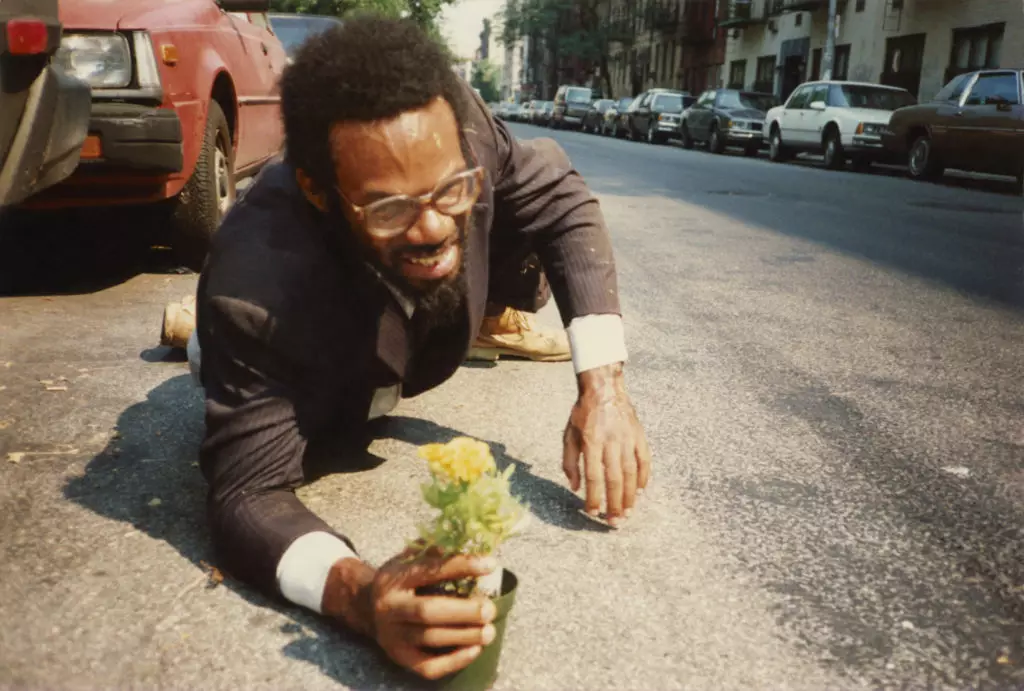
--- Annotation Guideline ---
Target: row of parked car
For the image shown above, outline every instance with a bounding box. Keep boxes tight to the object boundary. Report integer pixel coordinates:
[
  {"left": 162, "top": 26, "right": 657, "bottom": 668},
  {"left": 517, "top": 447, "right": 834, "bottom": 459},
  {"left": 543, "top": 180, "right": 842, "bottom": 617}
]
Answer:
[
  {"left": 1, "top": 0, "right": 341, "bottom": 269},
  {"left": 496, "top": 71, "right": 1024, "bottom": 194}
]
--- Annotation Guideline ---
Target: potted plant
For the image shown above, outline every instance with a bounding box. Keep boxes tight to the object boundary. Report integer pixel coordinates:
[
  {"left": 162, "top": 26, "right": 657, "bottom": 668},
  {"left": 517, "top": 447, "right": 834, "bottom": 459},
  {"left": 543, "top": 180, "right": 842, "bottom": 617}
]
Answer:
[{"left": 408, "top": 436, "right": 528, "bottom": 691}]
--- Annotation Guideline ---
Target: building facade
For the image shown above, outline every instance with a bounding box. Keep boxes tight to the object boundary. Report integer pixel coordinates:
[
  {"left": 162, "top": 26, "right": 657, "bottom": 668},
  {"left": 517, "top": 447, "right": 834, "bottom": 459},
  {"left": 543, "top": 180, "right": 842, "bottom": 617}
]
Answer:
[
  {"left": 721, "top": 0, "right": 1024, "bottom": 102},
  {"left": 602, "top": 0, "right": 728, "bottom": 99}
]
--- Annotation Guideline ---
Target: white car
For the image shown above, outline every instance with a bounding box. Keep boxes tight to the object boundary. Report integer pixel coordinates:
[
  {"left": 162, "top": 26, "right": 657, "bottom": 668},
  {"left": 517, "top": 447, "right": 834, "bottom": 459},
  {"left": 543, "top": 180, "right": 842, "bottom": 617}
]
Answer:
[{"left": 764, "top": 80, "right": 916, "bottom": 170}]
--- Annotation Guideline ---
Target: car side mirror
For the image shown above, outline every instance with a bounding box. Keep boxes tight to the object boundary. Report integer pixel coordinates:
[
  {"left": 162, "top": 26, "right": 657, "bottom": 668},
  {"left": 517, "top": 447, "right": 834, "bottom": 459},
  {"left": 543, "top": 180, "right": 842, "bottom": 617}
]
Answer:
[
  {"left": 809, "top": 100, "right": 826, "bottom": 111},
  {"left": 996, "top": 101, "right": 1014, "bottom": 112}
]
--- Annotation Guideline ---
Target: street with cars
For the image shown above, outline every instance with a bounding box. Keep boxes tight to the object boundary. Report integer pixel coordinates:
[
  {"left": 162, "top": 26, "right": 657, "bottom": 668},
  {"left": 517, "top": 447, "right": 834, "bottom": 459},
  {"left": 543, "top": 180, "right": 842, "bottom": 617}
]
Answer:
[{"left": 3, "top": 2, "right": 1024, "bottom": 689}]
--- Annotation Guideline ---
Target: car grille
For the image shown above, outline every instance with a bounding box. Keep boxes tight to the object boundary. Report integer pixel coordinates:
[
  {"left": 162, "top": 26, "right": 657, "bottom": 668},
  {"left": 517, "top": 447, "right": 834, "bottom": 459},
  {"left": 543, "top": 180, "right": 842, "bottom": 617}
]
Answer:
[{"left": 750, "top": 122, "right": 763, "bottom": 132}]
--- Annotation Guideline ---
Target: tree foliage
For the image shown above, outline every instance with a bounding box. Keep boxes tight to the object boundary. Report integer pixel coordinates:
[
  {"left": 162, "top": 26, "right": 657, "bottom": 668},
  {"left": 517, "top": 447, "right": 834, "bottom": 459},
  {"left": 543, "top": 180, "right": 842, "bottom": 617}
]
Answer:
[
  {"left": 496, "top": 0, "right": 614, "bottom": 98},
  {"left": 471, "top": 59, "right": 501, "bottom": 102}
]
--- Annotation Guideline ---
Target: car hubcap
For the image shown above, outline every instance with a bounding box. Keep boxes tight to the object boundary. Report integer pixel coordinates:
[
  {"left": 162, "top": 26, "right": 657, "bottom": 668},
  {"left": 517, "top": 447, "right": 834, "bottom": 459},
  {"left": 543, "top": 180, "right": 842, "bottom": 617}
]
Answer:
[
  {"left": 215, "top": 146, "right": 233, "bottom": 216},
  {"left": 910, "top": 141, "right": 928, "bottom": 175},
  {"left": 826, "top": 140, "right": 835, "bottom": 163}
]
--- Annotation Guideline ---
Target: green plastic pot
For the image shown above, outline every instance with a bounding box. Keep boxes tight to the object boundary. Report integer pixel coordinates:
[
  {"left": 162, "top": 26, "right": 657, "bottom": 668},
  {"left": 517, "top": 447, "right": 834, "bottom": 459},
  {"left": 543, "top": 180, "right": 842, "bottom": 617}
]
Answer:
[{"left": 429, "top": 569, "right": 519, "bottom": 691}]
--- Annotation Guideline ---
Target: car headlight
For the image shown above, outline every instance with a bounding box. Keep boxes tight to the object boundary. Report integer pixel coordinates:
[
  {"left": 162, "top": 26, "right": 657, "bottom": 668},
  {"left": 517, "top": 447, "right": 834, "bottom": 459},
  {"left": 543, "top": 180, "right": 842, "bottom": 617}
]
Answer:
[
  {"left": 857, "top": 122, "right": 883, "bottom": 135},
  {"left": 55, "top": 32, "right": 132, "bottom": 88}
]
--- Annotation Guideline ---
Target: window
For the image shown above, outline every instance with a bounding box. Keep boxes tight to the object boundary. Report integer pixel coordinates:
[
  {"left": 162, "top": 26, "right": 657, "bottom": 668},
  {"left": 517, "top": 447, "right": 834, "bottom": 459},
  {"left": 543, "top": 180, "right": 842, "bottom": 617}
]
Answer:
[
  {"left": 698, "top": 90, "right": 716, "bottom": 106},
  {"left": 834, "top": 45, "right": 850, "bottom": 80},
  {"left": 807, "top": 84, "right": 829, "bottom": 107},
  {"left": 653, "top": 93, "right": 684, "bottom": 112},
  {"left": 828, "top": 84, "right": 917, "bottom": 110},
  {"left": 949, "top": 23, "right": 1005, "bottom": 79},
  {"left": 795, "top": 13, "right": 802, "bottom": 27},
  {"left": 716, "top": 90, "right": 779, "bottom": 111},
  {"left": 964, "top": 72, "right": 1021, "bottom": 106},
  {"left": 934, "top": 73, "right": 971, "bottom": 102},
  {"left": 729, "top": 59, "right": 747, "bottom": 89},
  {"left": 786, "top": 85, "right": 811, "bottom": 109},
  {"left": 755, "top": 55, "right": 776, "bottom": 92},
  {"left": 855, "top": 0, "right": 865, "bottom": 10}
]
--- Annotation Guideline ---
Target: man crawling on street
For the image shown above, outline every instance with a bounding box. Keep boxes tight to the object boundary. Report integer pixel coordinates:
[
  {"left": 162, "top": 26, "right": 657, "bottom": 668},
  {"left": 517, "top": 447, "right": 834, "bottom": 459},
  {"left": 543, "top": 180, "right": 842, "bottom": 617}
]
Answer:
[{"left": 188, "top": 14, "right": 652, "bottom": 680}]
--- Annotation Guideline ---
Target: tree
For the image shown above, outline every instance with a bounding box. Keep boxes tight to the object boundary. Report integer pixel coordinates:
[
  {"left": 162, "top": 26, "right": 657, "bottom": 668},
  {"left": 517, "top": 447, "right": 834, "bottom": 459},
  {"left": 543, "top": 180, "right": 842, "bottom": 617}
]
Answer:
[
  {"left": 497, "top": 0, "right": 614, "bottom": 99},
  {"left": 471, "top": 59, "right": 501, "bottom": 102}
]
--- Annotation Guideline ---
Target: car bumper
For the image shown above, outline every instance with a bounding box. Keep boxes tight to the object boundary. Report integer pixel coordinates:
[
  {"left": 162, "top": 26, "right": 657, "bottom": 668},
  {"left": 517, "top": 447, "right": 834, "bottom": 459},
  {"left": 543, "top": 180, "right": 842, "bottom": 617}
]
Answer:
[
  {"left": 0, "top": 64, "right": 91, "bottom": 207},
  {"left": 80, "top": 102, "right": 184, "bottom": 174},
  {"left": 849, "top": 134, "right": 903, "bottom": 162},
  {"left": 656, "top": 121, "right": 679, "bottom": 134},
  {"left": 724, "top": 128, "right": 765, "bottom": 145}
]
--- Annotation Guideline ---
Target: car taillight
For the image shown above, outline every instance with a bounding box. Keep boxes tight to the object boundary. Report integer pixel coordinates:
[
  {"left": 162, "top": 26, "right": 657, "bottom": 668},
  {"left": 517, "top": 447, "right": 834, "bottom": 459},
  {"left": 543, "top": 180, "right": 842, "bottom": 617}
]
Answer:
[{"left": 6, "top": 18, "right": 48, "bottom": 56}]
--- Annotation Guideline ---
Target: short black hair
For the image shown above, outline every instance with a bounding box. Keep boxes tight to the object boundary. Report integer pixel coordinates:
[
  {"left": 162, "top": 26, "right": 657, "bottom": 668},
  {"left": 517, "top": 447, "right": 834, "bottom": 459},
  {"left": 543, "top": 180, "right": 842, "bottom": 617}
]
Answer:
[{"left": 279, "top": 14, "right": 470, "bottom": 192}]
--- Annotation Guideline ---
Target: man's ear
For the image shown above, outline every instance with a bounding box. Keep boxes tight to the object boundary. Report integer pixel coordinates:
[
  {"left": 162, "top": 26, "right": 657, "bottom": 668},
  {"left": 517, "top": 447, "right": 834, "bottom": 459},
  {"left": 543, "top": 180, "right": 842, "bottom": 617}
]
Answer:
[{"left": 295, "top": 168, "right": 328, "bottom": 212}]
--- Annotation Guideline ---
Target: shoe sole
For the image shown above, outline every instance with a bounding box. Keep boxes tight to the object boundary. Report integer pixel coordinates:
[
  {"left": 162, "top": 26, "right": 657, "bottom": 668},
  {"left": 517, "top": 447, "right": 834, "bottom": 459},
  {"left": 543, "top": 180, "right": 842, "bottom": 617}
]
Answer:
[{"left": 466, "top": 346, "right": 571, "bottom": 363}]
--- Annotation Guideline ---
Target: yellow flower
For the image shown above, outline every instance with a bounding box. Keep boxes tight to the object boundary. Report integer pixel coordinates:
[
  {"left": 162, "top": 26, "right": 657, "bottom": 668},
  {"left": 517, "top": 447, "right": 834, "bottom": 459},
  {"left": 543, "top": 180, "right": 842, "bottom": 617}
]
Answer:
[{"left": 418, "top": 437, "right": 496, "bottom": 484}]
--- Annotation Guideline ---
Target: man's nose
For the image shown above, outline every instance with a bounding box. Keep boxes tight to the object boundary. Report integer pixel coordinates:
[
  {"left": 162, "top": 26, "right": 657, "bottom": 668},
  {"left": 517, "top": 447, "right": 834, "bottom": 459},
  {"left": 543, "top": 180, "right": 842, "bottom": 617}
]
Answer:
[{"left": 406, "top": 206, "right": 451, "bottom": 245}]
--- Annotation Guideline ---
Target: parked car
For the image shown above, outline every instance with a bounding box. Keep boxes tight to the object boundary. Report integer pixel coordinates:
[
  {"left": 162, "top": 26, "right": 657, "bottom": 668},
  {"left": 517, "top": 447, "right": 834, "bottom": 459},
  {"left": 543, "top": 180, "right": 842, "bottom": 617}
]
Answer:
[
  {"left": 882, "top": 69, "right": 1024, "bottom": 191},
  {"left": 604, "top": 96, "right": 637, "bottom": 137},
  {"left": 551, "top": 84, "right": 593, "bottom": 129},
  {"left": 20, "top": 0, "right": 288, "bottom": 269},
  {"left": 581, "top": 99, "right": 615, "bottom": 134},
  {"left": 534, "top": 101, "right": 554, "bottom": 126},
  {"left": 681, "top": 89, "right": 779, "bottom": 156},
  {"left": 764, "top": 80, "right": 915, "bottom": 170},
  {"left": 268, "top": 13, "right": 342, "bottom": 62},
  {"left": 0, "top": 0, "right": 91, "bottom": 208},
  {"left": 520, "top": 100, "right": 538, "bottom": 123},
  {"left": 622, "top": 88, "right": 692, "bottom": 144}
]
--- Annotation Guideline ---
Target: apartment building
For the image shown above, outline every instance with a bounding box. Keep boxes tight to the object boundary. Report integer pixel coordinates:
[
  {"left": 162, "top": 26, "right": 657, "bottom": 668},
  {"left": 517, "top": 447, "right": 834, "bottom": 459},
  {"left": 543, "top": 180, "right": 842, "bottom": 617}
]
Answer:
[
  {"left": 602, "top": 0, "right": 727, "bottom": 98},
  {"left": 721, "top": 0, "right": 1024, "bottom": 102}
]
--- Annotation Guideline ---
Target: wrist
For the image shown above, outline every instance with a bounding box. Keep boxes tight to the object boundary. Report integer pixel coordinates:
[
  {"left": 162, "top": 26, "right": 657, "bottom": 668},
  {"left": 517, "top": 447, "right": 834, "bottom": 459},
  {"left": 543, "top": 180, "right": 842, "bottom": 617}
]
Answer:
[
  {"left": 322, "top": 557, "right": 377, "bottom": 639},
  {"left": 576, "top": 362, "right": 625, "bottom": 398}
]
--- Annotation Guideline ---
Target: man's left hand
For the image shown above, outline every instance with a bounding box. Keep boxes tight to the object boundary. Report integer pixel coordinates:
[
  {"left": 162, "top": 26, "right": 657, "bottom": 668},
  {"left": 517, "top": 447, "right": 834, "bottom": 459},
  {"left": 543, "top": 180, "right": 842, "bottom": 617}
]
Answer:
[{"left": 563, "top": 363, "right": 652, "bottom": 527}]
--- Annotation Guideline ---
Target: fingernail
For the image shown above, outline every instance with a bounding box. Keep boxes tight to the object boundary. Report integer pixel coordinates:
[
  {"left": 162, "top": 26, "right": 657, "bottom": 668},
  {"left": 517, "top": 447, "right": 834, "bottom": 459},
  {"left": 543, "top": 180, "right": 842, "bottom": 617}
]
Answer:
[
  {"left": 482, "top": 624, "right": 496, "bottom": 645},
  {"left": 481, "top": 601, "right": 497, "bottom": 621}
]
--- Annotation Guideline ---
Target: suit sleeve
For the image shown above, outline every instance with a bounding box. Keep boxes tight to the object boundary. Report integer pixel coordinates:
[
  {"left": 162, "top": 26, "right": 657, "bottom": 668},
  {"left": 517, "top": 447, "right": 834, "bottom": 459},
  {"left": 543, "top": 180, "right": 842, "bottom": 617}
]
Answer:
[
  {"left": 470, "top": 89, "right": 622, "bottom": 325},
  {"left": 197, "top": 293, "right": 357, "bottom": 598}
]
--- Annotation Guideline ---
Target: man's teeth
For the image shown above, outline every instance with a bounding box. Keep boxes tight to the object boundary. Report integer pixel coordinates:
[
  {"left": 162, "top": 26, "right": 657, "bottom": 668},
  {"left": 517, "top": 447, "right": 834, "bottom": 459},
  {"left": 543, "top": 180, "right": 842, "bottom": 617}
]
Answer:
[{"left": 407, "top": 247, "right": 447, "bottom": 266}]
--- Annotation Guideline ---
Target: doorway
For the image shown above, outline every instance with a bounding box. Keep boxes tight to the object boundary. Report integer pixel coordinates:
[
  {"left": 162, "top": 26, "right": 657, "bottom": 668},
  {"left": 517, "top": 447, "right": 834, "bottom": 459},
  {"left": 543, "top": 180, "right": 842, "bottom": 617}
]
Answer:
[{"left": 881, "top": 33, "right": 925, "bottom": 97}]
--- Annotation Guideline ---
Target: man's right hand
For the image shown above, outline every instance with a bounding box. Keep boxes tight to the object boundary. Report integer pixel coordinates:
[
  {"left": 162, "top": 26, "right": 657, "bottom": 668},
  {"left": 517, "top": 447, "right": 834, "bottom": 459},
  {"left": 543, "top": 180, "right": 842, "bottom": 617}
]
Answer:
[{"left": 324, "top": 548, "right": 499, "bottom": 680}]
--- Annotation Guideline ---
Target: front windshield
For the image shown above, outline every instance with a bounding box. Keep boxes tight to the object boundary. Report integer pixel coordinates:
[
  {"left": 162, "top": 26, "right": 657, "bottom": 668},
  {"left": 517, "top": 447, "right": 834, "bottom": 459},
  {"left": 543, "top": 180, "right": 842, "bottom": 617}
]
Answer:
[
  {"left": 567, "top": 87, "right": 592, "bottom": 103},
  {"left": 617, "top": 97, "right": 634, "bottom": 110},
  {"left": 653, "top": 94, "right": 684, "bottom": 113},
  {"left": 831, "top": 84, "right": 917, "bottom": 110},
  {"left": 271, "top": 16, "right": 341, "bottom": 56},
  {"left": 717, "top": 91, "right": 777, "bottom": 111}
]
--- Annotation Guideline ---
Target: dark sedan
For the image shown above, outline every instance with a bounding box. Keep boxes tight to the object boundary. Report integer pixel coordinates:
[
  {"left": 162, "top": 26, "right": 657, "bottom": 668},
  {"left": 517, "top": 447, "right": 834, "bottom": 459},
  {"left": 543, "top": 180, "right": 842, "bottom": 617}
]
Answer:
[
  {"left": 581, "top": 99, "right": 616, "bottom": 134},
  {"left": 624, "top": 89, "right": 692, "bottom": 144},
  {"left": 882, "top": 69, "right": 1024, "bottom": 192},
  {"left": 681, "top": 89, "right": 779, "bottom": 155},
  {"left": 603, "top": 96, "right": 636, "bottom": 137}
]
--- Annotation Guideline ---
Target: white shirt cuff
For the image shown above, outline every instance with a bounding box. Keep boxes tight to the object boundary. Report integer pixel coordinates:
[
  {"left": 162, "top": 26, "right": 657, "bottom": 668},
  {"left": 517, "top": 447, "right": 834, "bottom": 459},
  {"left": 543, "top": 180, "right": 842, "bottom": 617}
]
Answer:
[
  {"left": 276, "top": 531, "right": 358, "bottom": 614},
  {"left": 566, "top": 313, "right": 628, "bottom": 374}
]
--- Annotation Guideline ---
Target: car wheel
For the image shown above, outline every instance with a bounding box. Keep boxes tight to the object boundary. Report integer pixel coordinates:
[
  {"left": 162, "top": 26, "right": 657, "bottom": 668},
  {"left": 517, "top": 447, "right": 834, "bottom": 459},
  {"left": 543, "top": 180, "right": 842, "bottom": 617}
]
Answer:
[
  {"left": 168, "top": 100, "right": 235, "bottom": 271},
  {"left": 709, "top": 126, "right": 725, "bottom": 154},
  {"left": 744, "top": 145, "right": 759, "bottom": 157},
  {"left": 823, "top": 128, "right": 845, "bottom": 170},
  {"left": 646, "top": 123, "right": 656, "bottom": 144},
  {"left": 769, "top": 128, "right": 790, "bottom": 163},
  {"left": 908, "top": 134, "right": 944, "bottom": 181},
  {"left": 680, "top": 123, "right": 694, "bottom": 150}
]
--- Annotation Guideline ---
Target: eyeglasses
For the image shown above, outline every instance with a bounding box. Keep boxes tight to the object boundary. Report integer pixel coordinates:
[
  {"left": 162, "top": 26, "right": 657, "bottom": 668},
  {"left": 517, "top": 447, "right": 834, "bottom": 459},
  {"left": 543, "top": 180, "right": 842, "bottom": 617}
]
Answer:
[{"left": 337, "top": 166, "right": 485, "bottom": 239}]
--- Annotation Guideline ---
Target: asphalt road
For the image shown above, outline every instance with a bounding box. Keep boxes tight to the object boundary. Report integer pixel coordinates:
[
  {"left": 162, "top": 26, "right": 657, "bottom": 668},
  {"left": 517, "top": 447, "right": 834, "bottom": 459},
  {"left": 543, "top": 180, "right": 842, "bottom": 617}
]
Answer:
[{"left": 2, "top": 122, "right": 1024, "bottom": 690}]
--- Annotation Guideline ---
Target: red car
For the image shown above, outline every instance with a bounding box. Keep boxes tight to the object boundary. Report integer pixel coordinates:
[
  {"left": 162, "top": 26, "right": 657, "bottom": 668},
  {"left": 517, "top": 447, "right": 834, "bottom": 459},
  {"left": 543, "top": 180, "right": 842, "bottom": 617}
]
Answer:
[{"left": 22, "top": 0, "right": 288, "bottom": 268}]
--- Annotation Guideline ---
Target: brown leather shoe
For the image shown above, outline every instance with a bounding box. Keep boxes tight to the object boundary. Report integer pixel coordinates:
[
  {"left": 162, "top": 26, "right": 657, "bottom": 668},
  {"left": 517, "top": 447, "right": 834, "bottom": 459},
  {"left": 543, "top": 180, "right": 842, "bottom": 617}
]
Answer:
[
  {"left": 160, "top": 295, "right": 196, "bottom": 350},
  {"left": 467, "top": 307, "right": 571, "bottom": 362}
]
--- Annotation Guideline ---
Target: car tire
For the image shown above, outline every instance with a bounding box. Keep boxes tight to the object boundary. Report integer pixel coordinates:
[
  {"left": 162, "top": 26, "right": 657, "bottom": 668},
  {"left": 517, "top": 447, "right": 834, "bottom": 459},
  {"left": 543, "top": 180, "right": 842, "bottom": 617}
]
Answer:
[
  {"left": 646, "top": 123, "right": 657, "bottom": 144},
  {"left": 908, "top": 134, "right": 944, "bottom": 182},
  {"left": 709, "top": 125, "right": 725, "bottom": 154},
  {"left": 680, "top": 123, "right": 694, "bottom": 149},
  {"left": 168, "top": 100, "right": 235, "bottom": 272},
  {"left": 744, "top": 144, "right": 759, "bottom": 157},
  {"left": 823, "top": 128, "right": 845, "bottom": 170},
  {"left": 769, "top": 127, "right": 790, "bottom": 163}
]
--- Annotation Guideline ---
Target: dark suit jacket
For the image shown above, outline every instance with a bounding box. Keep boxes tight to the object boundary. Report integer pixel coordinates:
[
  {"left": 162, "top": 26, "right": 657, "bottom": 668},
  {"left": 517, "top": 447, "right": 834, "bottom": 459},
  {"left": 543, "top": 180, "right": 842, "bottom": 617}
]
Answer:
[{"left": 196, "top": 85, "right": 621, "bottom": 597}]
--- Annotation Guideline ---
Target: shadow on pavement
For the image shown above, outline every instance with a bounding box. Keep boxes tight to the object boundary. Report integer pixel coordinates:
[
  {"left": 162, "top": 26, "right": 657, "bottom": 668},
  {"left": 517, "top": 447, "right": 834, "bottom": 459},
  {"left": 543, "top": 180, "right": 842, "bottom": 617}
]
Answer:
[
  {"left": 0, "top": 206, "right": 188, "bottom": 297},
  {"left": 63, "top": 374, "right": 596, "bottom": 689}
]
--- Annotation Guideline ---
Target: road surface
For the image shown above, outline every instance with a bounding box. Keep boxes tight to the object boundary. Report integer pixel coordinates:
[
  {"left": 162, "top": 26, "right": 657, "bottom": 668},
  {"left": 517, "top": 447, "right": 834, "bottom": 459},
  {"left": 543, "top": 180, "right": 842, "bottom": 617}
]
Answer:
[{"left": 2, "top": 122, "right": 1024, "bottom": 690}]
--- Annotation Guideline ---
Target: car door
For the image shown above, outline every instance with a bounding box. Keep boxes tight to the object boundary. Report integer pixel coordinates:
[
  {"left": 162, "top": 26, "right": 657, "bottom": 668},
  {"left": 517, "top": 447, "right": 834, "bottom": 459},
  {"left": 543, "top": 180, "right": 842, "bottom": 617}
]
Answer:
[
  {"left": 779, "top": 85, "right": 811, "bottom": 147},
  {"left": 631, "top": 92, "right": 653, "bottom": 136},
  {"left": 691, "top": 91, "right": 715, "bottom": 140},
  {"left": 800, "top": 83, "right": 830, "bottom": 147},
  {"left": 244, "top": 11, "right": 287, "bottom": 164},
  {"left": 956, "top": 70, "right": 1023, "bottom": 176}
]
